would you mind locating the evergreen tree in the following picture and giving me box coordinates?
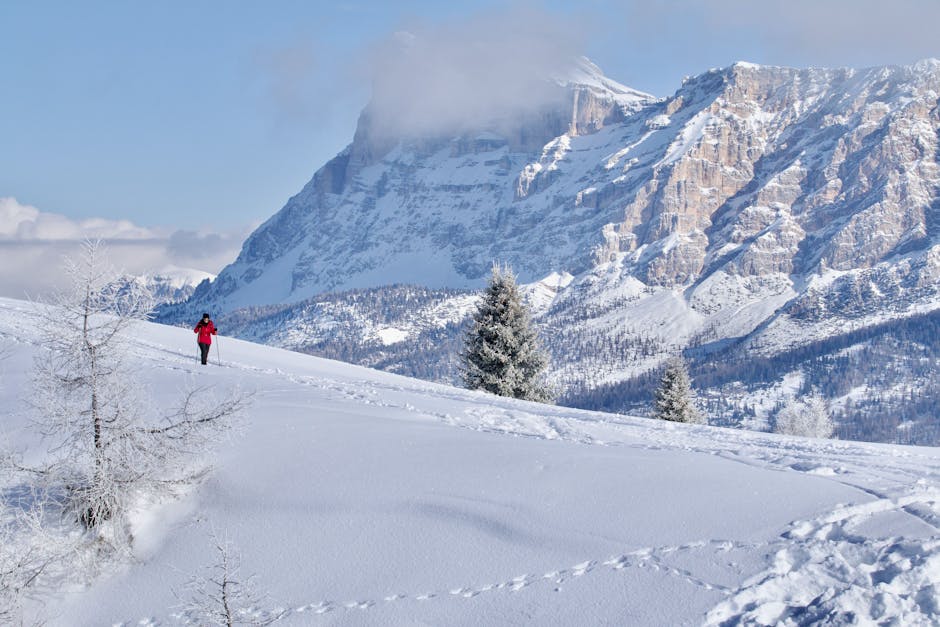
[462,264,553,402]
[653,357,703,424]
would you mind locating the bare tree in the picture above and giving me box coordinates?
[0,241,247,624]
[24,240,246,543]
[0,500,82,625]
[0,351,46,624]
[177,533,284,626]
[0,504,41,625]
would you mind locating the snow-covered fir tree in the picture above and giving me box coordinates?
[462,264,553,402]
[653,357,703,424]
[773,394,834,439]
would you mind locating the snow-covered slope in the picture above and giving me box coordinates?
[4,296,940,625]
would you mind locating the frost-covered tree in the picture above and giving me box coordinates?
[462,264,553,402]
[653,357,704,424]
[178,533,283,626]
[773,394,834,439]
[25,240,244,539]
[0,505,42,625]
[0,500,82,625]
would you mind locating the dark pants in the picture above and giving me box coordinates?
[199,342,211,365]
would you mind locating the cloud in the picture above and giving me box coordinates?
[0,197,156,241]
[253,39,325,124]
[165,226,256,272]
[360,5,588,139]
[0,198,249,300]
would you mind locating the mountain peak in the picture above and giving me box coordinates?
[183,56,940,310]
[560,57,656,105]
[913,57,940,72]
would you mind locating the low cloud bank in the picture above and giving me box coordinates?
[0,197,154,241]
[0,198,249,300]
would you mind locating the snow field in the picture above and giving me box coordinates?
[1,297,939,625]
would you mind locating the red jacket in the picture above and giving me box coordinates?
[194,320,217,345]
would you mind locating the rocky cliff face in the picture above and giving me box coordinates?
[168,58,940,444]
[197,58,939,307]
[192,59,653,309]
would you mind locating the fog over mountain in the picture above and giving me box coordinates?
[362,9,586,140]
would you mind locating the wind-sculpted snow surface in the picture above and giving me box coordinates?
[2,297,939,625]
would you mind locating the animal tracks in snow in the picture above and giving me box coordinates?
[130,540,761,625]
[121,537,761,625]
[268,551,698,621]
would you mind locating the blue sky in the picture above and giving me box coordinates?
[1,0,938,291]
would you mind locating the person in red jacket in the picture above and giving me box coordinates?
[194,313,217,365]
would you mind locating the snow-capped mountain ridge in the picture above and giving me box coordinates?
[164,58,940,443]
[197,57,940,306]
[116,266,215,306]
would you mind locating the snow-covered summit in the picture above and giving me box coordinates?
[147,265,215,290]
[117,265,215,306]
[913,57,940,72]
[559,56,655,109]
